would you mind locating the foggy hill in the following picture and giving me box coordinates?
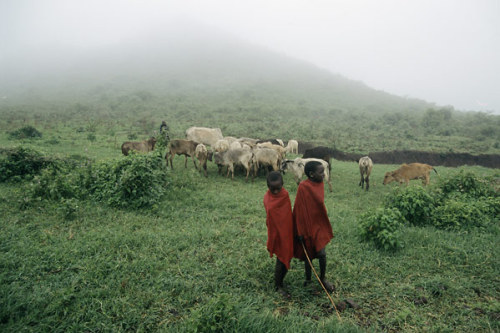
[0,25,433,115]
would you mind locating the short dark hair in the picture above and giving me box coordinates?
[304,161,322,178]
[267,171,283,185]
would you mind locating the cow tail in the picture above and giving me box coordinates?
[433,168,438,174]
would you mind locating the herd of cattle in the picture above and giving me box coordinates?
[121,126,438,190]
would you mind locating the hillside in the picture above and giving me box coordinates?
[1,26,499,154]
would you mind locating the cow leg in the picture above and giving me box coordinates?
[245,165,250,182]
[359,172,364,188]
[169,153,174,169]
[184,156,188,168]
[365,177,370,191]
[192,156,198,170]
[203,162,208,177]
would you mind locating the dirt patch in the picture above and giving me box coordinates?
[298,142,500,168]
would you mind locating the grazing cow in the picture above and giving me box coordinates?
[358,156,373,191]
[282,157,333,192]
[166,139,199,169]
[256,142,287,160]
[121,137,156,156]
[286,139,299,154]
[253,147,281,176]
[383,163,437,186]
[213,148,254,181]
[185,127,223,147]
[302,146,333,172]
[195,143,212,177]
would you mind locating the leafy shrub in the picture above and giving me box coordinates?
[8,125,42,139]
[26,150,168,210]
[0,147,51,182]
[478,196,500,218]
[438,170,495,199]
[29,164,83,200]
[385,186,436,226]
[431,198,492,230]
[359,208,405,250]
[85,152,168,209]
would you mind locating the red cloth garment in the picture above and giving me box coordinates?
[263,188,294,269]
[293,179,333,260]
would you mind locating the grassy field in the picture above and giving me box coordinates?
[1,137,498,332]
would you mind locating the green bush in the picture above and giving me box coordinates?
[85,152,169,209]
[437,170,496,199]
[26,150,169,210]
[385,186,436,226]
[359,208,405,250]
[431,197,493,230]
[0,147,51,182]
[8,125,42,139]
[29,164,83,200]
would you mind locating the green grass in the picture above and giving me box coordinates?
[1,151,498,332]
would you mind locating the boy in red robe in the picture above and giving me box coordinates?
[263,171,294,297]
[293,161,335,292]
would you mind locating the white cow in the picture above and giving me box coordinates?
[282,157,333,192]
[186,127,223,147]
[286,139,299,154]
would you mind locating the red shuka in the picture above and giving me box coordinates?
[293,179,333,260]
[263,188,294,269]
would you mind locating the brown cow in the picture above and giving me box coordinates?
[383,163,437,186]
[359,156,373,190]
[166,139,199,169]
[121,137,156,156]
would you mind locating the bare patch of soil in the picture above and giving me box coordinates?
[299,143,500,168]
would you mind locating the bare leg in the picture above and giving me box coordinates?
[275,259,290,298]
[304,259,312,286]
[317,248,334,292]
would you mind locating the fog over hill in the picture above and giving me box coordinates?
[0,24,434,115]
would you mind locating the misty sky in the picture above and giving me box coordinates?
[1,0,499,113]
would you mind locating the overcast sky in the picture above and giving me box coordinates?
[1,0,499,113]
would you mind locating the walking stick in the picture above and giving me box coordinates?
[301,240,341,321]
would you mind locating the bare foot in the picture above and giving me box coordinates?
[276,287,291,298]
[321,279,335,292]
